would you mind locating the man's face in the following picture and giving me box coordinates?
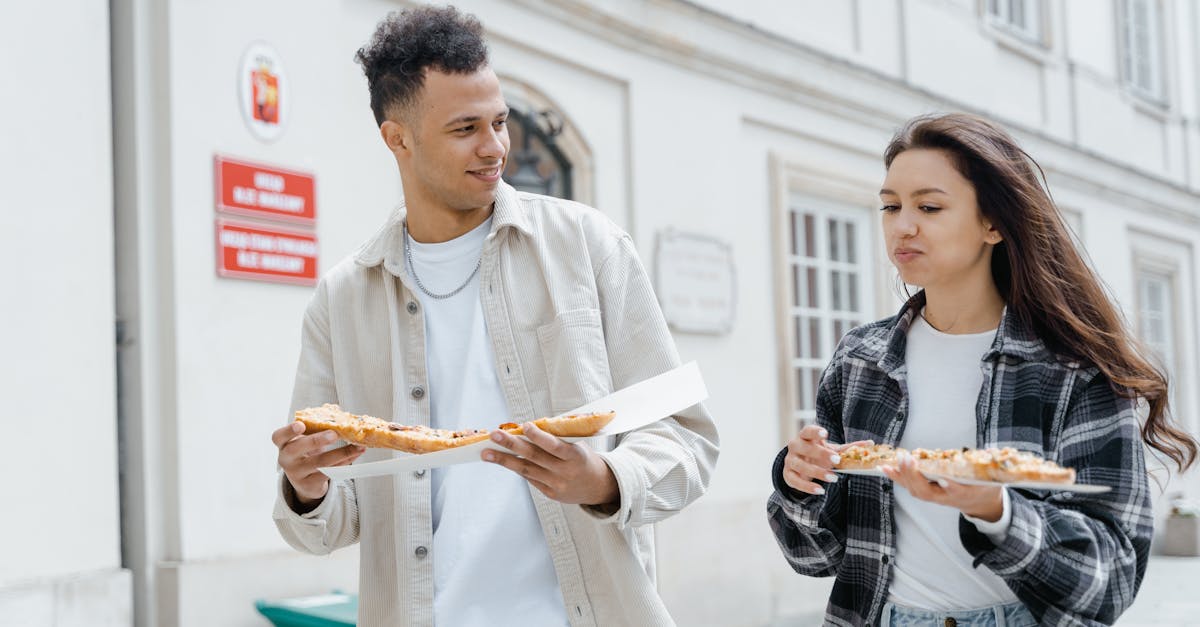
[400,67,510,214]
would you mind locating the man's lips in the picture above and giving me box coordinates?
[468,166,502,182]
[893,248,922,262]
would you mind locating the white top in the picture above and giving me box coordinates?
[887,312,1016,609]
[408,216,567,626]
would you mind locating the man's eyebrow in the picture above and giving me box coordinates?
[878,187,948,196]
[443,114,481,128]
[443,108,510,129]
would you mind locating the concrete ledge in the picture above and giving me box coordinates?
[0,568,132,627]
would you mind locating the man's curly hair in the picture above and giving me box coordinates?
[355,6,490,126]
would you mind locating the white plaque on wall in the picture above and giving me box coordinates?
[654,229,736,335]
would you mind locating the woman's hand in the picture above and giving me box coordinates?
[880,451,1003,521]
[782,424,873,495]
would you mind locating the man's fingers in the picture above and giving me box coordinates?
[488,430,557,467]
[299,431,340,455]
[524,475,557,498]
[278,431,341,469]
[272,421,305,448]
[313,444,366,468]
[483,449,552,484]
[519,422,574,460]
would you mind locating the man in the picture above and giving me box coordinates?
[271,7,719,626]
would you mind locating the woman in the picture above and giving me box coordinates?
[767,113,1197,627]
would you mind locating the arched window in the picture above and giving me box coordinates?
[500,77,592,203]
[503,108,573,199]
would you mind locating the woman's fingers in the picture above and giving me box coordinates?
[786,453,839,484]
[881,453,945,501]
[783,467,827,495]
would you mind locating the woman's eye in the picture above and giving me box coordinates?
[456,126,474,133]
[879,205,899,212]
[494,119,507,128]
[919,205,941,213]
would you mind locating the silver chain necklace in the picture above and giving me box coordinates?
[403,224,482,300]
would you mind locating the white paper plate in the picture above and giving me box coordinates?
[834,467,1111,494]
[319,361,708,480]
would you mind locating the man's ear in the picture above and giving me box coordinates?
[380,120,410,154]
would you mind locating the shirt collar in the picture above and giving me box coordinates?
[354,180,534,277]
[858,290,1056,374]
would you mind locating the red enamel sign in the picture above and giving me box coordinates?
[214,156,315,223]
[216,219,318,286]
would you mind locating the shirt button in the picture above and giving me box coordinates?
[413,469,426,478]
[881,555,890,564]
[406,301,419,314]
[411,386,425,400]
[414,546,428,558]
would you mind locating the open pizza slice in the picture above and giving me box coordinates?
[833,443,1076,484]
[294,404,616,454]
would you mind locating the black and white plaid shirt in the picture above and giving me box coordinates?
[767,292,1152,626]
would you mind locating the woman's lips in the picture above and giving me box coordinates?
[893,249,922,263]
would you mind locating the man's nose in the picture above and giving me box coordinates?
[479,126,507,160]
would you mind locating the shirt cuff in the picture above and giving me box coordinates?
[273,471,338,522]
[964,486,1011,544]
[581,447,644,528]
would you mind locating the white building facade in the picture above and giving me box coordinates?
[2,0,1198,626]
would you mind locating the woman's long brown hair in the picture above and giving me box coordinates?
[884,113,1197,471]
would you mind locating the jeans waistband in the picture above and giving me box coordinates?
[879,600,1035,627]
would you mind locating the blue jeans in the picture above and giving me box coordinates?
[880,601,1037,627]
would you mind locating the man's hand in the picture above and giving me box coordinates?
[482,422,618,507]
[880,451,1003,521]
[782,424,873,495]
[272,422,366,510]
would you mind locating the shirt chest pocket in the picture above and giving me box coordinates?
[536,308,613,414]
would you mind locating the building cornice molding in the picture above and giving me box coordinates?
[507,0,1200,221]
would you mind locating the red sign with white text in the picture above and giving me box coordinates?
[215,156,316,224]
[216,219,318,286]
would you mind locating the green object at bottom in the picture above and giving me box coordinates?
[255,592,358,627]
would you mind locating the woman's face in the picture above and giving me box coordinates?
[879,148,1002,290]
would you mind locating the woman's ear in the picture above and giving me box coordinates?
[983,221,1003,245]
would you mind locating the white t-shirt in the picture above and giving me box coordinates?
[887,312,1017,609]
[407,216,567,626]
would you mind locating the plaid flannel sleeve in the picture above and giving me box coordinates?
[959,372,1153,625]
[767,356,850,577]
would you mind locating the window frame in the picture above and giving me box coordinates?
[775,190,877,444]
[1129,230,1199,437]
[984,0,1047,46]
[1118,0,1167,104]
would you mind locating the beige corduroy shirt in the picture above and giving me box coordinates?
[273,182,720,626]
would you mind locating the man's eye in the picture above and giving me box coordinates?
[494,119,507,128]
[456,126,474,133]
